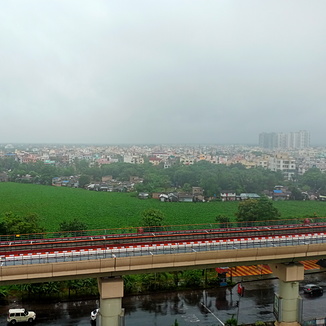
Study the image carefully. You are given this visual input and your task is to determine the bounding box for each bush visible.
[255,322,266,326]
[225,316,237,326]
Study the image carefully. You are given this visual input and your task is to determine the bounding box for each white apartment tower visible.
[259,130,310,150]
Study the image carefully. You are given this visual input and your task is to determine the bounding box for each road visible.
[0,272,326,325]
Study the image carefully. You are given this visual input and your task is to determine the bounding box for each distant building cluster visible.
[259,130,310,150]
[2,141,326,182]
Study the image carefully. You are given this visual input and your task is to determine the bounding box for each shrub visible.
[255,322,266,326]
[225,316,237,326]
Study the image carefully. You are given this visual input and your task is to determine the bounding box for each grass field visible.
[1,182,326,232]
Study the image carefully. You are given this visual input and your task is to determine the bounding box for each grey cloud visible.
[1,1,326,144]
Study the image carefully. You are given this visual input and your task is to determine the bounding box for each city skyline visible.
[0,129,316,148]
[1,1,326,145]
[259,130,310,150]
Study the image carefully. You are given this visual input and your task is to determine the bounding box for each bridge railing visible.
[2,232,326,267]
[1,217,325,243]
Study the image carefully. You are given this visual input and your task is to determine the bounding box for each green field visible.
[1,183,326,232]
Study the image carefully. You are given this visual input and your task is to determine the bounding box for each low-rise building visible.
[220,190,237,201]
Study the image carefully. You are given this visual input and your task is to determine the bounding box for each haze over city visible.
[1,1,326,145]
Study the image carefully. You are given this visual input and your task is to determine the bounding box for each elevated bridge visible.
[0,238,325,284]
[1,220,326,326]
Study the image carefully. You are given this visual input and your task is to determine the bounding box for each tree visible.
[288,186,304,200]
[0,286,9,298]
[123,275,141,294]
[67,279,84,296]
[38,164,58,185]
[141,171,172,193]
[199,171,219,197]
[172,270,183,288]
[299,167,326,193]
[1,212,45,235]
[215,215,232,228]
[78,175,91,188]
[182,183,192,193]
[140,208,165,232]
[61,166,76,177]
[87,166,102,182]
[182,270,202,288]
[141,272,169,291]
[58,218,88,236]
[235,197,280,224]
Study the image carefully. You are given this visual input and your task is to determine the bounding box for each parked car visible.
[90,308,99,321]
[7,308,36,324]
[303,284,323,296]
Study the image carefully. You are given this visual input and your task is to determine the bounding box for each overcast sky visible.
[1,1,326,145]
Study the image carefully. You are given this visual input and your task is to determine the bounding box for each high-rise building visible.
[259,130,310,149]
[259,132,277,149]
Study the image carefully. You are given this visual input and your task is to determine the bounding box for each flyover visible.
[0,240,326,284]
[1,234,326,326]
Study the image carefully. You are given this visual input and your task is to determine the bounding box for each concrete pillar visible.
[269,262,304,326]
[97,276,125,326]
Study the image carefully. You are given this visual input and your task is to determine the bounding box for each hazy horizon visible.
[1,1,326,144]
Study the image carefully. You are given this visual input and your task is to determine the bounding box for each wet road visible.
[1,272,326,325]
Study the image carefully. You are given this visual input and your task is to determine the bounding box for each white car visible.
[90,308,99,321]
[7,308,36,324]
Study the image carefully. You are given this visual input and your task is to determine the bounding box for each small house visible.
[239,193,260,200]
[272,186,289,201]
[138,192,149,199]
[159,194,169,202]
[220,190,236,201]
[178,193,194,202]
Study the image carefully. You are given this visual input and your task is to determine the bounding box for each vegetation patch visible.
[1,183,326,232]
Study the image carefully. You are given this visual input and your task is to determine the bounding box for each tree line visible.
[2,157,326,197]
[0,212,87,237]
